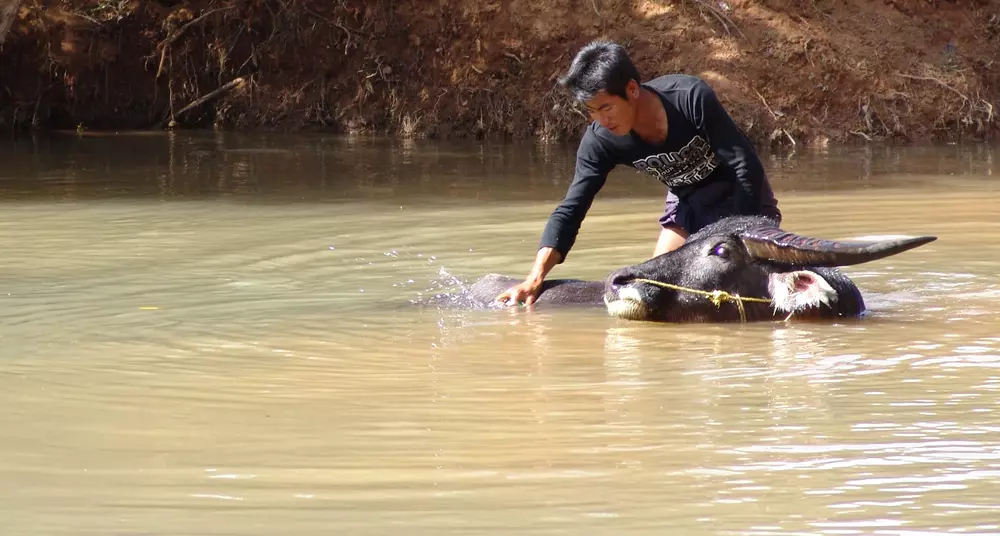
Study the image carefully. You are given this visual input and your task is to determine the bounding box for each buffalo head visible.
[603,216,936,323]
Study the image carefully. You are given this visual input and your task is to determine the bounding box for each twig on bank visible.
[850,130,874,141]
[778,128,796,146]
[165,77,246,128]
[167,73,175,125]
[896,72,969,101]
[71,11,101,25]
[693,0,747,40]
[753,89,784,119]
[302,6,368,38]
[754,89,796,147]
[810,0,831,19]
[503,52,522,64]
[32,92,41,128]
[156,6,235,78]
[0,0,23,45]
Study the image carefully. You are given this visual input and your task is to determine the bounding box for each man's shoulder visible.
[575,123,630,170]
[578,122,615,153]
[644,74,709,98]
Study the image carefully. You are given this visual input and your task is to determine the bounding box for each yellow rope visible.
[630,278,772,322]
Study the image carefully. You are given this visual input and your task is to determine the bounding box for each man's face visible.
[582,80,639,136]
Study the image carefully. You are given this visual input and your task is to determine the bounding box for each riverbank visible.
[2,0,998,147]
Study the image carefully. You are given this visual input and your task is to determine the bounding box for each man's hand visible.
[495,278,543,307]
[494,246,563,307]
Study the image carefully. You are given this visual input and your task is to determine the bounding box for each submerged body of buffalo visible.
[462,216,936,323]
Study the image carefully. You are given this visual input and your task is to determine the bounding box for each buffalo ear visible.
[739,227,937,267]
[768,270,838,312]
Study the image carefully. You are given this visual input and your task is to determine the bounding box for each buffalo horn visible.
[739,228,937,267]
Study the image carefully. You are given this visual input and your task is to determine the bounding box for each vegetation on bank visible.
[2,0,999,146]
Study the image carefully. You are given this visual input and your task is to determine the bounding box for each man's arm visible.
[538,129,615,261]
[495,129,614,305]
[686,78,767,214]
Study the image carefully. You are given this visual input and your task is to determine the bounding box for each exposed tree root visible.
[166,77,246,128]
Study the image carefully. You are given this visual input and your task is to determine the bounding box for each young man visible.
[495,40,781,307]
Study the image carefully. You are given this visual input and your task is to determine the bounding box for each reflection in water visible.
[2,130,996,202]
[0,132,999,535]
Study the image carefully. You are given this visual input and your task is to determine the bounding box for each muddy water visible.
[1,132,998,535]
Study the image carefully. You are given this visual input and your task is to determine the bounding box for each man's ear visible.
[626,79,640,100]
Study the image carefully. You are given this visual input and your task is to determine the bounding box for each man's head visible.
[559,41,642,136]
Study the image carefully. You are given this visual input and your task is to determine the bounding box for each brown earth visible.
[2,0,999,147]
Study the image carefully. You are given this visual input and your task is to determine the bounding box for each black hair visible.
[558,40,641,102]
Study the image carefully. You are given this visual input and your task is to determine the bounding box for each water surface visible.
[1,132,998,535]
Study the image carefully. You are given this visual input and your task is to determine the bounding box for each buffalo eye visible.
[711,243,729,258]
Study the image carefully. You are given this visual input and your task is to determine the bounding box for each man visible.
[495,40,781,307]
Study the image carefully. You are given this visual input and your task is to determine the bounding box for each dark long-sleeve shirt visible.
[540,74,779,260]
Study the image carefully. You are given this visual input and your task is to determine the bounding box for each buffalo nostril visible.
[610,273,634,289]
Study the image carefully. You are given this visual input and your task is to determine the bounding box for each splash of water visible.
[411,265,472,306]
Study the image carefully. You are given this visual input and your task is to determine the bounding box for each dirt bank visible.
[2,0,999,146]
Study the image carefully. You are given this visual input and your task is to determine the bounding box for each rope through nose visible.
[627,278,772,322]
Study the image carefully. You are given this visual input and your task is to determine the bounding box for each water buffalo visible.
[466,215,936,322]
